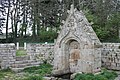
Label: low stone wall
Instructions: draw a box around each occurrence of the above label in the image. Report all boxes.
[26,43,54,64]
[0,43,16,69]
[0,43,54,69]
[16,56,30,61]
[102,43,120,70]
[1,43,120,71]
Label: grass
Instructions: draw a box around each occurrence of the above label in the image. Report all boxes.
[74,69,118,80]
[22,75,43,80]
[16,50,27,56]
[0,65,118,80]
[0,63,53,80]
[21,63,53,80]
[0,68,14,79]
[23,63,53,76]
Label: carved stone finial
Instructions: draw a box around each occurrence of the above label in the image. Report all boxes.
[70,4,74,14]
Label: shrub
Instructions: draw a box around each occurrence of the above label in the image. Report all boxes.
[0,68,14,79]
[39,29,58,42]
[75,73,95,80]
[94,75,108,80]
[100,70,118,80]
[74,70,117,80]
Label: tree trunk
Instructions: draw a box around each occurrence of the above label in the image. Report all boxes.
[14,0,19,45]
[6,0,10,42]
[32,18,36,40]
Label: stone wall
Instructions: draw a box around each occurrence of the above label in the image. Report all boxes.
[0,43,54,69]
[0,43,16,69]
[26,43,120,71]
[0,43,120,71]
[26,43,54,64]
[102,43,120,70]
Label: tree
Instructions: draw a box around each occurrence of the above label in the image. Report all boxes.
[5,0,11,42]
[0,1,6,34]
[19,0,29,37]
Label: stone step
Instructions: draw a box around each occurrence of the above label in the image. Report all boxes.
[11,62,41,68]
[11,68,24,72]
[10,60,42,68]
[13,60,41,64]
[16,56,30,61]
[11,65,40,72]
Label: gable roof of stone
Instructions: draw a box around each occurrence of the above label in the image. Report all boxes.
[56,5,101,47]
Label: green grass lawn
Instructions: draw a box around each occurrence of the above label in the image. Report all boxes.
[16,50,27,56]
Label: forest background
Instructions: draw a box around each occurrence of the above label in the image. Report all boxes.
[0,0,120,46]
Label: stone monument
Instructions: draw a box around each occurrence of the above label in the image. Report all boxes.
[53,5,102,75]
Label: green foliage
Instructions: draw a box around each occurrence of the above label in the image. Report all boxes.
[95,28,110,41]
[0,63,53,80]
[39,28,58,42]
[23,63,53,76]
[94,75,108,80]
[17,28,58,43]
[1,0,120,43]
[84,9,98,24]
[16,50,27,56]
[75,73,95,80]
[23,75,43,80]
[0,68,13,72]
[0,68,14,79]
[74,70,117,80]
[85,9,120,42]
[105,13,120,38]
[100,69,118,80]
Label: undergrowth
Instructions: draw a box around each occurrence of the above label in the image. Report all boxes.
[22,63,53,80]
[0,63,52,80]
[0,68,14,79]
[74,69,118,80]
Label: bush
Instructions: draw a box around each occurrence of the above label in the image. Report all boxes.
[0,68,14,79]
[95,28,110,41]
[100,70,118,80]
[94,75,108,80]
[39,29,58,42]
[75,73,95,80]
[74,70,117,80]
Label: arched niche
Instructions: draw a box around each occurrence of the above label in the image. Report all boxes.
[63,39,81,73]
